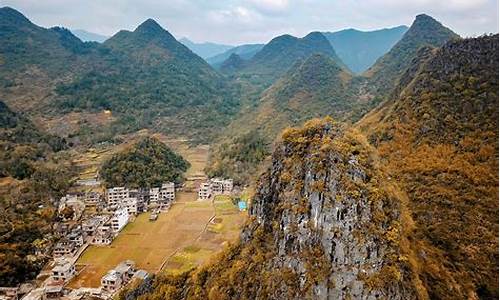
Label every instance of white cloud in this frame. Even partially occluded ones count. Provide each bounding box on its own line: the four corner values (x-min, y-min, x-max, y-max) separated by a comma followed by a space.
249, 0, 289, 14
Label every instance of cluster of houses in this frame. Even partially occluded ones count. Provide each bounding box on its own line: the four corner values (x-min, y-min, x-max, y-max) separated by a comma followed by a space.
198, 178, 233, 200
3, 177, 238, 300
54, 182, 176, 253
14, 182, 179, 300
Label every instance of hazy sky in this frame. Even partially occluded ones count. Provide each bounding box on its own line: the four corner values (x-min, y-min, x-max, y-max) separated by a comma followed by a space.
1, 0, 498, 45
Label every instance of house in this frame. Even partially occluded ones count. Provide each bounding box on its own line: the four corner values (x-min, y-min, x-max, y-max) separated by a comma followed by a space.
114, 260, 135, 281
91, 231, 114, 246
52, 239, 77, 258
160, 182, 175, 202
223, 179, 234, 194
149, 187, 160, 208
123, 197, 138, 215
106, 187, 130, 207
100, 261, 136, 293
101, 271, 122, 293
58, 195, 85, 220
76, 178, 100, 187
67, 230, 84, 247
83, 191, 103, 208
0, 287, 18, 300
51, 259, 76, 282
110, 207, 129, 232
198, 182, 211, 200
210, 178, 224, 194
43, 283, 63, 299
91, 222, 114, 245
82, 217, 105, 236
210, 178, 233, 195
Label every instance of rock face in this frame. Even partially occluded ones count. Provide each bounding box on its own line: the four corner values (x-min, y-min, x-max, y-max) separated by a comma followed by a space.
248, 118, 418, 299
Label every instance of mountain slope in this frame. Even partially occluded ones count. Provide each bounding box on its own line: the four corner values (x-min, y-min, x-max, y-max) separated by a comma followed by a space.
323, 25, 408, 74
206, 43, 264, 67
364, 14, 459, 96
124, 118, 424, 299
0, 8, 240, 144
179, 37, 233, 59
206, 54, 360, 183
358, 35, 499, 299
233, 32, 349, 86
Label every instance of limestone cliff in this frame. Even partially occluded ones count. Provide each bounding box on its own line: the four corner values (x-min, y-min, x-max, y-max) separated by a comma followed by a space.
128, 118, 424, 300
246, 118, 421, 299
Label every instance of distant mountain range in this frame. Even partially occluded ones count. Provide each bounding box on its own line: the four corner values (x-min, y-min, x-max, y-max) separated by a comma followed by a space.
70, 24, 410, 75
206, 43, 265, 67
71, 29, 109, 43
322, 26, 408, 73
178, 37, 233, 59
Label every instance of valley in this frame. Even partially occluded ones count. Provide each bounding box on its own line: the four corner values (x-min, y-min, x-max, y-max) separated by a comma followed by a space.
0, 4, 497, 300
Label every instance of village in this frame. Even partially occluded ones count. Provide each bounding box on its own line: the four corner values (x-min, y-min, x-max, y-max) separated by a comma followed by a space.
0, 176, 241, 300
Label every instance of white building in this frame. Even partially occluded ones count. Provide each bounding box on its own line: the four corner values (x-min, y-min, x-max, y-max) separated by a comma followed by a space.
110, 207, 129, 232
160, 182, 175, 201
198, 182, 211, 200
51, 260, 76, 282
223, 179, 234, 194
82, 216, 107, 236
159, 182, 175, 210
101, 270, 122, 293
100, 261, 136, 293
124, 197, 138, 215
149, 187, 160, 207
210, 178, 233, 195
106, 187, 129, 207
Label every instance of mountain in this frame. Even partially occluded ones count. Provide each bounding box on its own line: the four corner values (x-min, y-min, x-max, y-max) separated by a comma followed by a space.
71, 29, 109, 42
179, 37, 233, 59
206, 54, 358, 183
219, 53, 246, 73
323, 25, 408, 74
364, 14, 460, 96
125, 118, 424, 299
0, 9, 240, 144
230, 32, 349, 87
358, 35, 499, 299
206, 43, 264, 67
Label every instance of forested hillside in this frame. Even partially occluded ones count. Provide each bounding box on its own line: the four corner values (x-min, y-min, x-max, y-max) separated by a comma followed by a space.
0, 100, 74, 286
0, 7, 239, 144
358, 34, 499, 299
101, 137, 190, 188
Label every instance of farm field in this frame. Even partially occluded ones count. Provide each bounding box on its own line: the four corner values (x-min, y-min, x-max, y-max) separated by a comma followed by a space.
68, 134, 246, 288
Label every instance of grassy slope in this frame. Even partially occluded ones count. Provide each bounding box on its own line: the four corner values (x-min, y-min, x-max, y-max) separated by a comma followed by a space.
358, 35, 499, 299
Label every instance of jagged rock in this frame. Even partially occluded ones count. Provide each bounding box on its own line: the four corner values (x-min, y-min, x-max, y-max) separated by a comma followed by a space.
247, 118, 419, 299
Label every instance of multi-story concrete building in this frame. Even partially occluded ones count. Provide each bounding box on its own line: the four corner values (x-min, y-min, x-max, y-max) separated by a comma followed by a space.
124, 197, 138, 215
51, 260, 76, 282
101, 261, 136, 293
110, 207, 129, 232
106, 187, 129, 207
52, 239, 77, 258
198, 182, 211, 200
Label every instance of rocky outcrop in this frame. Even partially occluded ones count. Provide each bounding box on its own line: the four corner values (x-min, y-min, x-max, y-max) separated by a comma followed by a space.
247, 118, 419, 299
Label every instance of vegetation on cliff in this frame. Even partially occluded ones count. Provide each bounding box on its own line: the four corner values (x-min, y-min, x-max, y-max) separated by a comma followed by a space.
358, 34, 499, 299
